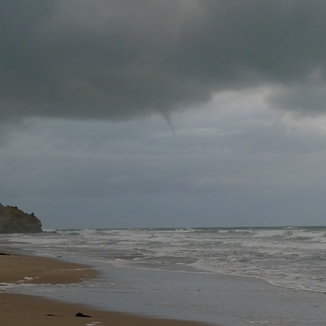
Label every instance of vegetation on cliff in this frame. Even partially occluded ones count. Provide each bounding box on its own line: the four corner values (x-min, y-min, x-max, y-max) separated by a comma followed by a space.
0, 204, 42, 233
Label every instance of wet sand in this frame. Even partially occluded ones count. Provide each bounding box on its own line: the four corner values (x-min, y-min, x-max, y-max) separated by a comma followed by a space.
0, 250, 211, 326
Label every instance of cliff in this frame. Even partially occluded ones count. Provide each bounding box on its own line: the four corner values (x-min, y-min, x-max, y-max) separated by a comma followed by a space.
0, 204, 42, 233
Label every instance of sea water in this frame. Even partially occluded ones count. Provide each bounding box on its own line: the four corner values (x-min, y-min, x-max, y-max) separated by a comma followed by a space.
1, 227, 326, 325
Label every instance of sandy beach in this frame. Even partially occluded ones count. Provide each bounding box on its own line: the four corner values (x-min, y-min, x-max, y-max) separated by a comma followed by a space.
0, 250, 211, 326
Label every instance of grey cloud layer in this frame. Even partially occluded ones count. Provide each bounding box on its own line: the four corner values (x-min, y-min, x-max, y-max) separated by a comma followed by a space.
1, 0, 326, 121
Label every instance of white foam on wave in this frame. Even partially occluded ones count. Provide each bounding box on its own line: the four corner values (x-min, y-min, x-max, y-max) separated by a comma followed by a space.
0, 282, 18, 290
3, 226, 326, 295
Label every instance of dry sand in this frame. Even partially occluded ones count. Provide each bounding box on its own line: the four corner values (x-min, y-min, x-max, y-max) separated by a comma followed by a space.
0, 250, 211, 326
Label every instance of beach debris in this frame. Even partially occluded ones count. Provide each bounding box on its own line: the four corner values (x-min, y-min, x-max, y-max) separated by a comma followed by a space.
75, 312, 91, 317
46, 313, 63, 317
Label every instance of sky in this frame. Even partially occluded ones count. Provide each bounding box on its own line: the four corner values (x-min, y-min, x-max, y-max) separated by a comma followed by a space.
1, 0, 326, 229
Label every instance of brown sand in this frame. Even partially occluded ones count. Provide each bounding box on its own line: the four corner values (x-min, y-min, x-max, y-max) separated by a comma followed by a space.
0, 250, 98, 284
0, 250, 211, 326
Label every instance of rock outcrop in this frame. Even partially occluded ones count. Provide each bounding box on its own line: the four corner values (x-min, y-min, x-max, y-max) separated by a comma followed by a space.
0, 204, 42, 233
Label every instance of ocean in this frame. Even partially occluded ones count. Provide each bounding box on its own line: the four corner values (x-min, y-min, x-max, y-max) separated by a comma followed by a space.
1, 226, 326, 325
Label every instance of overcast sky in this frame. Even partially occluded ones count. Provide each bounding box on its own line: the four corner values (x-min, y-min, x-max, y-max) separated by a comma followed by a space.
1, 0, 326, 228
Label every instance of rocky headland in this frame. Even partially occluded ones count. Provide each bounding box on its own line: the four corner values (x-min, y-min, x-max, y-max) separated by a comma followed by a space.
0, 204, 42, 233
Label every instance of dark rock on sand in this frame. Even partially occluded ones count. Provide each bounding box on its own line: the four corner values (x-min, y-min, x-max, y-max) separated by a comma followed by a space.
0, 203, 42, 233
75, 312, 91, 317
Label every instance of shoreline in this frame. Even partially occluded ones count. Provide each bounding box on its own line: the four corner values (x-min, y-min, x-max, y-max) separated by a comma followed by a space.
2, 245, 326, 326
0, 249, 213, 326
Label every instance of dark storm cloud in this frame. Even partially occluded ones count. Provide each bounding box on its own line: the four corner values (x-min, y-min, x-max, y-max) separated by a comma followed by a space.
1, 0, 326, 121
